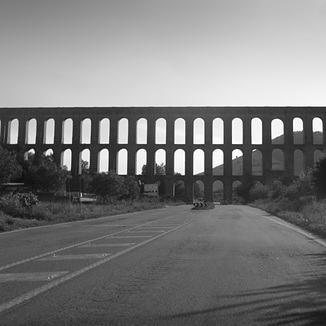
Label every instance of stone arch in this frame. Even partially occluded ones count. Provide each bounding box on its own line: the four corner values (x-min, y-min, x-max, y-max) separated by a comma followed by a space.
61, 149, 72, 170
118, 118, 129, 144
136, 148, 147, 175
193, 118, 205, 144
193, 180, 204, 200
117, 149, 128, 175
232, 149, 243, 176
26, 118, 37, 144
80, 118, 91, 144
24, 148, 35, 160
99, 118, 110, 144
44, 118, 55, 144
212, 149, 224, 175
252, 149, 263, 176
137, 118, 147, 144
232, 118, 243, 144
213, 180, 224, 202
7, 118, 19, 144
98, 148, 109, 172
251, 117, 262, 144
79, 149, 90, 174
193, 149, 205, 175
174, 149, 185, 175
155, 118, 166, 144
294, 149, 305, 176
174, 118, 186, 144
232, 180, 242, 203
173, 180, 185, 199
44, 148, 53, 156
272, 148, 284, 170
313, 117, 323, 144
155, 149, 166, 175
63, 118, 73, 144
293, 117, 304, 145
314, 149, 323, 164
212, 118, 224, 144
271, 119, 284, 144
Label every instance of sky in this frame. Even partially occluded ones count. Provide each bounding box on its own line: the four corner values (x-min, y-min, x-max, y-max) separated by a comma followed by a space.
1, 0, 326, 108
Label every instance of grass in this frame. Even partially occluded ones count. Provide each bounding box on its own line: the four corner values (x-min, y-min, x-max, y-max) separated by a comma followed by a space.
0, 198, 170, 232
251, 198, 326, 239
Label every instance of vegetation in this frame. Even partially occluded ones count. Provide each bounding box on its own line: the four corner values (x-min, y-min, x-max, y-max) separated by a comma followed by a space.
233, 152, 326, 238
0, 149, 170, 232
0, 198, 166, 232
22, 153, 70, 193
0, 146, 22, 184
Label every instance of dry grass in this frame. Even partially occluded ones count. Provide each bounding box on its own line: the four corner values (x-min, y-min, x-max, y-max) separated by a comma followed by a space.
252, 199, 326, 239
0, 198, 167, 232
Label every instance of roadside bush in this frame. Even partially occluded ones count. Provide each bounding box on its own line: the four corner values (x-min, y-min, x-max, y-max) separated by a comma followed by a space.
0, 192, 39, 218
249, 182, 269, 202
271, 180, 286, 199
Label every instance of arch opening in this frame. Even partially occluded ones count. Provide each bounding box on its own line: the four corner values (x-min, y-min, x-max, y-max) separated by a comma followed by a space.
232, 149, 243, 176
99, 118, 110, 144
213, 180, 224, 202
232, 118, 243, 144
212, 118, 224, 144
212, 149, 224, 176
174, 118, 186, 144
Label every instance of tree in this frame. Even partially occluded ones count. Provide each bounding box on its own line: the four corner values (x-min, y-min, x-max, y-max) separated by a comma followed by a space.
311, 152, 326, 198
0, 146, 22, 184
23, 153, 69, 193
141, 163, 166, 175
89, 171, 140, 202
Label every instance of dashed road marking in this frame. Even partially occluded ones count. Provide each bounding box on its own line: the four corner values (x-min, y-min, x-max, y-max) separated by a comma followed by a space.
39, 254, 111, 261
0, 272, 69, 282
0, 220, 157, 272
79, 243, 134, 248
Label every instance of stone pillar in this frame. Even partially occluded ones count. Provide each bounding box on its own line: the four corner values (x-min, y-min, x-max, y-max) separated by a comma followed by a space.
90, 118, 99, 174
0, 117, 8, 145
146, 117, 155, 180
71, 118, 81, 176
304, 115, 314, 169
262, 117, 272, 183
18, 118, 26, 146
284, 116, 294, 179
223, 116, 232, 202
242, 117, 252, 176
109, 115, 118, 172
166, 118, 174, 176
185, 117, 194, 200
53, 118, 63, 166
35, 118, 45, 153
204, 118, 213, 177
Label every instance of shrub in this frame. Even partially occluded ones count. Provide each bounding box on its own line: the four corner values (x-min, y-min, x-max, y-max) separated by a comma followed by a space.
0, 192, 38, 218
249, 182, 269, 202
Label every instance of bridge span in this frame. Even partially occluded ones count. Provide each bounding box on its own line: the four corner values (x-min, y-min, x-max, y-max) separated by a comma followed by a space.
0, 107, 325, 202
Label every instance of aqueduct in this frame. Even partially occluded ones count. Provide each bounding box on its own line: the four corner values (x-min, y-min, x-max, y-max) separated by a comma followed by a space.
0, 107, 325, 202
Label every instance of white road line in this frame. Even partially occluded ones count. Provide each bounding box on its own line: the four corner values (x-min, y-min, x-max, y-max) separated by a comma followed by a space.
79, 243, 134, 248
111, 235, 153, 238
38, 254, 111, 261
0, 220, 193, 314
128, 230, 165, 233
0, 272, 69, 282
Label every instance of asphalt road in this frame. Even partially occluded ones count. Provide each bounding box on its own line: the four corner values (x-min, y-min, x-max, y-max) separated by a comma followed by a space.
1, 205, 326, 326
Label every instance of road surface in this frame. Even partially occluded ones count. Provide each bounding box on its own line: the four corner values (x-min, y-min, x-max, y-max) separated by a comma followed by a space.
1, 205, 326, 325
